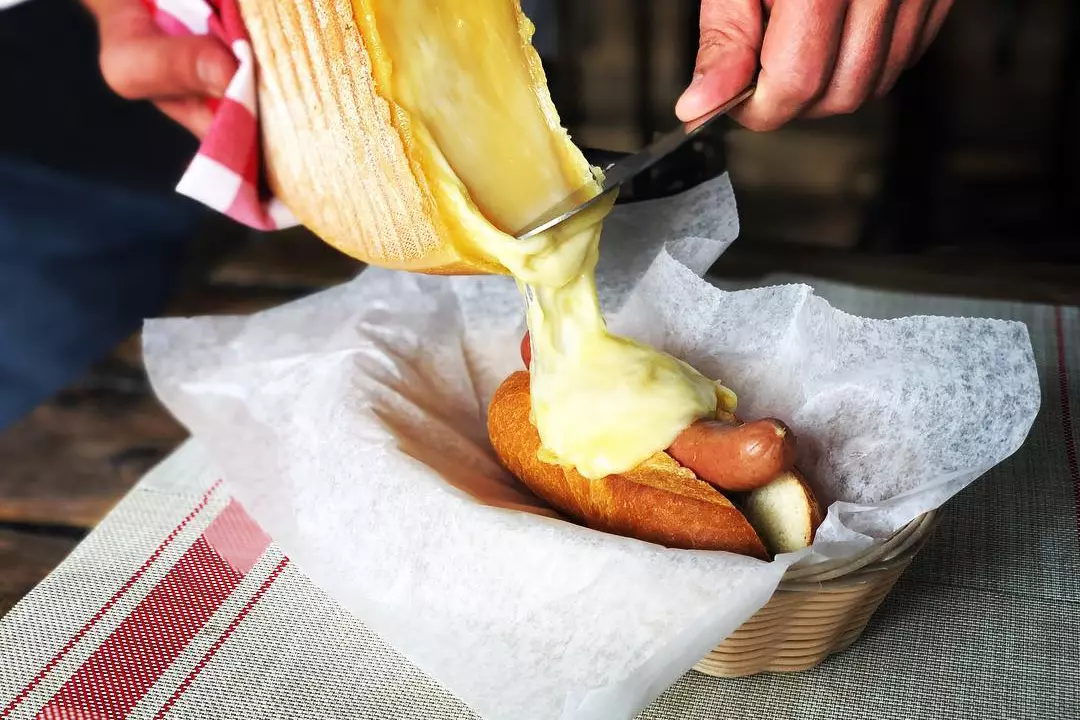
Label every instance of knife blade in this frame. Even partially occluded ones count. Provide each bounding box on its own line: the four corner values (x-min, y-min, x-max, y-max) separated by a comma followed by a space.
514, 84, 755, 241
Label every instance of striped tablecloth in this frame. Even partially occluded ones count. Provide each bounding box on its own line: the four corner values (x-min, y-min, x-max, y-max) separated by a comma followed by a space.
1, 275, 1077, 719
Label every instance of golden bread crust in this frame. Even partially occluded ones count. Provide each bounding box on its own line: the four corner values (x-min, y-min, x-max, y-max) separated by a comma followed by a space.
488, 372, 769, 558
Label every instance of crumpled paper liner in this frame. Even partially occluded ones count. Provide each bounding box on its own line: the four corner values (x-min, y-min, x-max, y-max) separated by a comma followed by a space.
144, 174, 1040, 720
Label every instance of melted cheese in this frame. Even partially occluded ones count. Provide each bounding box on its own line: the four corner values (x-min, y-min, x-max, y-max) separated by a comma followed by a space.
357, 0, 721, 479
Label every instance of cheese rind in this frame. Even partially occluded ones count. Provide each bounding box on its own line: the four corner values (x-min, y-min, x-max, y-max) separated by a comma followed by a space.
238, 0, 484, 273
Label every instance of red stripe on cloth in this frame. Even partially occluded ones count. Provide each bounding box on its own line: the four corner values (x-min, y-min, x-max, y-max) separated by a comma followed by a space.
198, 97, 259, 181
202, 499, 272, 575
216, 0, 249, 43
150, 8, 192, 38
37, 538, 244, 720
152, 558, 290, 720
0, 481, 222, 719
1054, 308, 1080, 544
225, 181, 277, 231
205, 10, 226, 43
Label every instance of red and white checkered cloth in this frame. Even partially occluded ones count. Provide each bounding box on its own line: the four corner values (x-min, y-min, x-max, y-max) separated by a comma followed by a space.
144, 0, 297, 230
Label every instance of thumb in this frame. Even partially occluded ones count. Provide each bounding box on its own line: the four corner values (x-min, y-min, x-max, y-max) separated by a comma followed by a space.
96, 3, 236, 100
675, 0, 764, 122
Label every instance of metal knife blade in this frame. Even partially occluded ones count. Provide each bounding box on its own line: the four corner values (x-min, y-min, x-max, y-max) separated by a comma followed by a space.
514, 84, 755, 241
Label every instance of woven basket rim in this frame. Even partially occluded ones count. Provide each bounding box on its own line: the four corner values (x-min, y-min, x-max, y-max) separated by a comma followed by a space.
777, 511, 939, 591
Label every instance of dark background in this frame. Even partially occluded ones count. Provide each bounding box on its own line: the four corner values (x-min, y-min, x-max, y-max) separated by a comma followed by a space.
1, 0, 1078, 612
538, 0, 1079, 301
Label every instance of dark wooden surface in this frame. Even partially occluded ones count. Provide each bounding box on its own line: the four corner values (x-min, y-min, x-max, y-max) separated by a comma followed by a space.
0, 529, 84, 617
712, 242, 1080, 308
0, 229, 360, 616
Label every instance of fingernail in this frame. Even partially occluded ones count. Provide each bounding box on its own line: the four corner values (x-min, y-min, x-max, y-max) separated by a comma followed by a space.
197, 55, 229, 97
676, 71, 708, 119
680, 71, 706, 99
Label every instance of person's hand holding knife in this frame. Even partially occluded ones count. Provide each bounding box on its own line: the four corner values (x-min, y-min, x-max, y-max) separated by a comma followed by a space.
676, 0, 954, 128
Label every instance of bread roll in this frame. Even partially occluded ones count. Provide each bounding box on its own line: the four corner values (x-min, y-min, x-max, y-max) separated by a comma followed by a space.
742, 469, 824, 555
236, 0, 595, 275
488, 372, 769, 558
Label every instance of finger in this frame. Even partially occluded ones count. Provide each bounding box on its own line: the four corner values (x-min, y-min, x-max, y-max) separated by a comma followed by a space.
154, 98, 216, 138
875, 0, 932, 97
102, 35, 236, 100
910, 0, 955, 66
95, 2, 236, 100
675, 0, 764, 122
668, 418, 797, 492
803, 0, 900, 118
731, 0, 850, 131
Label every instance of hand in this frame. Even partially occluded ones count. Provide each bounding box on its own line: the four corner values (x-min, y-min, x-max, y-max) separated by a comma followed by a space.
82, 0, 237, 137
675, 0, 954, 131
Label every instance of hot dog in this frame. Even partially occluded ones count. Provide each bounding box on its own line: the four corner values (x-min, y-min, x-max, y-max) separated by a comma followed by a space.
489, 334, 823, 558
488, 371, 771, 558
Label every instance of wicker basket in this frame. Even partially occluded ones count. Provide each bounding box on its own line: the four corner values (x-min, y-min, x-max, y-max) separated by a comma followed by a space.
693, 511, 939, 678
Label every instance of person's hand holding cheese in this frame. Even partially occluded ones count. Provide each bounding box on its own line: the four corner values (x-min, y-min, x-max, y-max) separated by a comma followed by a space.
82, 0, 238, 137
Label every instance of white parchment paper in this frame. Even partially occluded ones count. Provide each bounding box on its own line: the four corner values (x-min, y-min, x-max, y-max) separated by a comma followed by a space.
144, 174, 1040, 720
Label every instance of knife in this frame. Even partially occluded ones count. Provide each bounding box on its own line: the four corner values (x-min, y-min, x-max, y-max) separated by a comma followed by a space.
514, 84, 755, 241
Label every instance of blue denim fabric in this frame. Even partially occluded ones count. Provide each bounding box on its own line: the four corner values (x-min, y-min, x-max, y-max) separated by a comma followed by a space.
0, 158, 206, 428
0, 0, 213, 428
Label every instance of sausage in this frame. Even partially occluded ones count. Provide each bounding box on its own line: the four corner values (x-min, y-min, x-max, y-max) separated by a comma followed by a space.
667, 418, 797, 492
521, 331, 532, 367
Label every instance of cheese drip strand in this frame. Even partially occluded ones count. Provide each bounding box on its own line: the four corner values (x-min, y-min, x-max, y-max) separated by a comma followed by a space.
357, 0, 720, 478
